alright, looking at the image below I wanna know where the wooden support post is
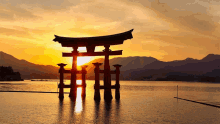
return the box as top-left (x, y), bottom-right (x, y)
top-left (57, 63), bottom-right (67, 99)
top-left (93, 62), bottom-right (102, 101)
top-left (104, 45), bottom-right (113, 101)
top-left (81, 65), bottom-right (88, 98)
top-left (113, 64), bottom-right (122, 100)
top-left (177, 85), bottom-right (178, 98)
top-left (69, 46), bottom-right (78, 99)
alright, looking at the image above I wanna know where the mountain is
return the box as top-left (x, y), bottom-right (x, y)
top-left (85, 53), bottom-right (220, 82)
top-left (119, 54), bottom-right (220, 82)
top-left (0, 51), bottom-right (59, 79)
top-left (1, 51), bottom-right (220, 82)
top-left (201, 54), bottom-right (220, 63)
top-left (84, 56), bottom-right (158, 79)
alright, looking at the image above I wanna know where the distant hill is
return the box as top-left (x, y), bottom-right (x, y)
top-left (84, 56), bottom-right (158, 79)
top-left (119, 54), bottom-right (220, 82)
top-left (0, 51), bottom-right (59, 79)
top-left (1, 51), bottom-right (220, 82)
top-left (85, 53), bottom-right (220, 82)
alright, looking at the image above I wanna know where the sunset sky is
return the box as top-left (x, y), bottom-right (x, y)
top-left (1, 0), bottom-right (220, 68)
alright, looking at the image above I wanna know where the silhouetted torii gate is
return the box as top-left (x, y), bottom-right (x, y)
top-left (54, 29), bottom-right (134, 101)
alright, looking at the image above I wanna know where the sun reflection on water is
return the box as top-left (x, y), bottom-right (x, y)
top-left (75, 87), bottom-right (82, 113)
top-left (76, 80), bottom-right (82, 85)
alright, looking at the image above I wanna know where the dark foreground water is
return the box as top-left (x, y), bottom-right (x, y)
top-left (0, 80), bottom-right (220, 124)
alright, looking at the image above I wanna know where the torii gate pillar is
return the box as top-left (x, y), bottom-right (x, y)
top-left (104, 45), bottom-right (113, 101)
top-left (93, 62), bottom-right (102, 101)
top-left (81, 65), bottom-right (88, 99)
top-left (113, 64), bottom-right (122, 100)
top-left (69, 46), bottom-right (78, 99)
top-left (57, 63), bottom-right (67, 99)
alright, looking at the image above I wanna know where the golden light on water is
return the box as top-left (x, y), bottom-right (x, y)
top-left (75, 87), bottom-right (83, 113)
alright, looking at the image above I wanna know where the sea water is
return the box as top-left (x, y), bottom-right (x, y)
top-left (0, 80), bottom-right (220, 124)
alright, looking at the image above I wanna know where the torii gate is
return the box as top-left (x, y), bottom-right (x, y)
top-left (54, 29), bottom-right (134, 101)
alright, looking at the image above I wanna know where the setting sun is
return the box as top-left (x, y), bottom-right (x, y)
top-left (76, 47), bottom-right (93, 66)
top-left (77, 57), bottom-right (92, 66)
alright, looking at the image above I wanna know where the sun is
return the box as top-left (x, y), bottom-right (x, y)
top-left (77, 57), bottom-right (92, 66)
top-left (75, 47), bottom-right (93, 66)
top-left (66, 47), bottom-right (94, 68)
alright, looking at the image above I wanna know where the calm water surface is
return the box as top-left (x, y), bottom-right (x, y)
top-left (0, 80), bottom-right (220, 124)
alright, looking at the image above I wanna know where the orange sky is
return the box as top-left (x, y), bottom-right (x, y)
top-left (1, 0), bottom-right (220, 68)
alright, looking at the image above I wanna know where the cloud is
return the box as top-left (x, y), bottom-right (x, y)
top-left (177, 13), bottom-right (217, 33)
top-left (0, 4), bottom-right (40, 21)
top-left (13, 26), bottom-right (53, 35)
top-left (147, 0), bottom-right (218, 34)
top-left (73, 1), bottom-right (128, 21)
top-left (0, 26), bottom-right (54, 40)
top-left (0, 27), bottom-right (34, 39)
top-left (1, 0), bottom-right (80, 11)
top-left (146, 0), bottom-right (220, 40)
top-left (0, 0), bottom-right (81, 21)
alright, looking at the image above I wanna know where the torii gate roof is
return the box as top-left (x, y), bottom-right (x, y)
top-left (53, 29), bottom-right (133, 47)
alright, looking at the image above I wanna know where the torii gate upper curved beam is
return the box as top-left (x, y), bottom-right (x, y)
top-left (53, 29), bottom-right (134, 48)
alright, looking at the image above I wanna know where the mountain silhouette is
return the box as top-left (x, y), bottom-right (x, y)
top-left (119, 54), bottom-right (220, 82)
top-left (201, 54), bottom-right (220, 62)
top-left (1, 51), bottom-right (220, 82)
top-left (84, 56), bottom-right (158, 79)
top-left (0, 51), bottom-right (59, 79)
